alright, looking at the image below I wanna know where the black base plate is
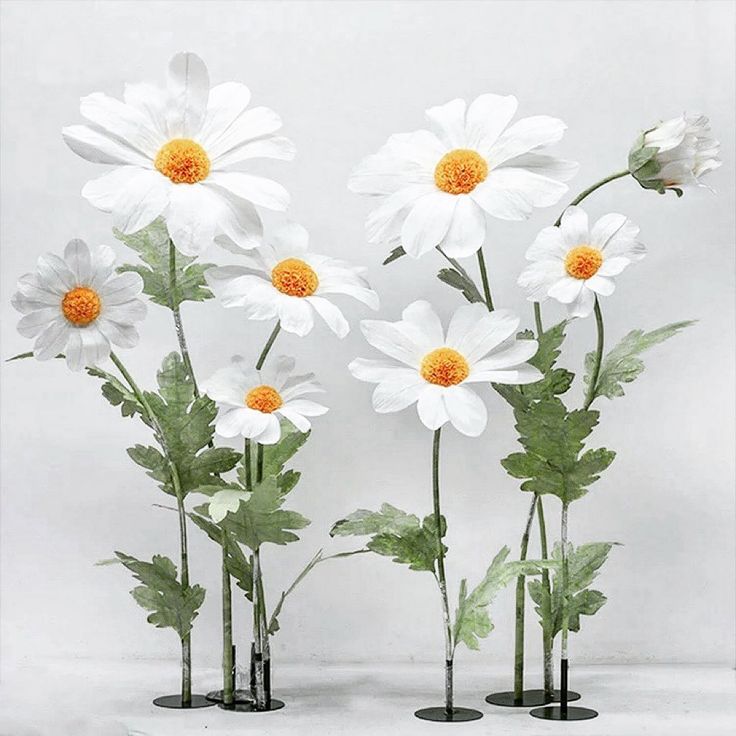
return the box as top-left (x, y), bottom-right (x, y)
top-left (218, 698), bottom-right (286, 712)
top-left (152, 694), bottom-right (215, 709)
top-left (205, 689), bottom-right (253, 704)
top-left (415, 706), bottom-right (483, 722)
top-left (486, 688), bottom-right (581, 707)
top-left (530, 705), bottom-right (598, 721)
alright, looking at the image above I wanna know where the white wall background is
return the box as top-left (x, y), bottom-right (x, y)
top-left (1, 0), bottom-right (734, 675)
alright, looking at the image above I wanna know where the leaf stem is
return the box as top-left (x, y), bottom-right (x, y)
top-left (431, 428), bottom-right (454, 713)
top-left (256, 323), bottom-right (282, 371)
top-left (221, 535), bottom-right (234, 706)
top-left (537, 495), bottom-right (554, 698)
top-left (583, 297), bottom-right (604, 410)
top-left (476, 248), bottom-right (495, 311)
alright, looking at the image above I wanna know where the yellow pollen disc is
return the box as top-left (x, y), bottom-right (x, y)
top-left (154, 138), bottom-right (211, 184)
top-left (245, 385), bottom-right (283, 414)
top-left (271, 258), bottom-right (319, 297)
top-left (420, 347), bottom-right (470, 387)
top-left (62, 286), bottom-right (101, 326)
top-left (565, 245), bottom-right (604, 280)
top-left (434, 149), bottom-right (489, 195)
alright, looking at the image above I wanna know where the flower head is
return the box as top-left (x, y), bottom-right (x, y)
top-left (518, 206), bottom-right (645, 318)
top-left (202, 355), bottom-right (328, 444)
top-left (12, 239), bottom-right (146, 371)
top-left (63, 53), bottom-right (295, 257)
top-left (205, 222), bottom-right (379, 337)
top-left (349, 301), bottom-right (542, 436)
top-left (349, 94), bottom-right (578, 259)
top-left (628, 113), bottom-right (721, 195)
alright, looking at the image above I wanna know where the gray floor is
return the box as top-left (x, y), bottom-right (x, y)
top-left (1, 660), bottom-right (734, 735)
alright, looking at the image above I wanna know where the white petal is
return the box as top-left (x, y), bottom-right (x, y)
top-left (585, 275), bottom-right (615, 296)
top-left (597, 256), bottom-right (632, 277)
top-left (36, 253), bottom-right (75, 293)
top-left (443, 385), bottom-right (488, 437)
top-left (359, 319), bottom-right (424, 368)
top-left (33, 319), bottom-right (69, 361)
top-left (124, 82), bottom-right (167, 136)
top-left (480, 364), bottom-right (544, 385)
top-left (465, 94), bottom-right (518, 154)
top-left (198, 82), bottom-right (252, 148)
top-left (518, 260), bottom-right (564, 301)
top-left (401, 300), bottom-right (444, 345)
top-left (349, 358), bottom-right (417, 384)
top-left (501, 153), bottom-right (579, 182)
top-left (255, 414), bottom-right (282, 445)
top-left (425, 98), bottom-right (467, 148)
top-left (99, 272), bottom-right (144, 305)
top-left (271, 221), bottom-right (309, 256)
top-left (446, 305), bottom-right (520, 362)
top-left (277, 297), bottom-right (315, 337)
top-left (62, 125), bottom-right (151, 166)
top-left (17, 307), bottom-right (58, 338)
top-left (417, 385), bottom-right (449, 430)
top-left (371, 375), bottom-right (425, 413)
top-left (214, 135), bottom-right (296, 168)
top-left (104, 299), bottom-right (147, 323)
top-left (14, 273), bottom-right (61, 307)
top-left (89, 245), bottom-right (117, 289)
top-left (208, 171), bottom-right (289, 211)
top-left (484, 168), bottom-right (568, 207)
top-left (283, 399), bottom-right (328, 417)
top-left (205, 107), bottom-right (283, 161)
top-left (526, 225), bottom-right (567, 261)
top-left (439, 196), bottom-right (486, 258)
top-left (64, 325), bottom-right (110, 370)
top-left (559, 206), bottom-right (589, 246)
top-left (64, 239), bottom-right (93, 285)
top-left (593, 214), bottom-right (645, 261)
top-left (471, 338), bottom-right (538, 372)
top-left (306, 296), bottom-right (349, 338)
top-left (97, 318), bottom-right (140, 348)
top-left (548, 276), bottom-right (584, 304)
top-left (567, 287), bottom-right (596, 318)
top-left (209, 189), bottom-right (264, 253)
top-left (278, 406), bottom-right (312, 433)
top-left (166, 52), bottom-right (210, 137)
top-left (487, 116), bottom-right (567, 167)
top-left (217, 407), bottom-right (269, 438)
top-left (364, 184), bottom-right (432, 244)
top-left (401, 192), bottom-right (456, 258)
top-left (470, 180), bottom-right (532, 220)
top-left (165, 183), bottom-right (218, 256)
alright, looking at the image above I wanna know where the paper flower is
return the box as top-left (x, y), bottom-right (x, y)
top-left (348, 94), bottom-right (577, 259)
top-left (348, 301), bottom-right (542, 436)
top-left (11, 239), bottom-right (146, 371)
top-left (205, 222), bottom-right (379, 337)
top-left (202, 355), bottom-right (328, 443)
top-left (628, 113), bottom-right (721, 195)
top-left (518, 206), bottom-right (645, 318)
top-left (63, 52), bottom-right (295, 257)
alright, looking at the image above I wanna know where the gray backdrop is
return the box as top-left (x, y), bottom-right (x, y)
top-left (1, 0), bottom-right (734, 673)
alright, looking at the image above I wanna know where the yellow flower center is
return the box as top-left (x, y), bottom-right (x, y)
top-left (154, 138), bottom-right (210, 184)
top-left (565, 245), bottom-right (604, 280)
top-left (245, 385), bottom-right (283, 414)
top-left (62, 286), bottom-right (101, 326)
top-left (434, 149), bottom-right (488, 195)
top-left (271, 258), bottom-right (319, 297)
top-left (420, 347), bottom-right (470, 387)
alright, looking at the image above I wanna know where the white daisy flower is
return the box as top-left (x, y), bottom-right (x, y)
top-left (518, 206), bottom-right (646, 319)
top-left (11, 239), bottom-right (146, 371)
top-left (205, 222), bottom-right (379, 338)
top-left (348, 301), bottom-right (542, 437)
top-left (629, 113), bottom-right (721, 194)
top-left (63, 52), bottom-right (295, 257)
top-left (202, 355), bottom-right (328, 444)
top-left (348, 94), bottom-right (578, 259)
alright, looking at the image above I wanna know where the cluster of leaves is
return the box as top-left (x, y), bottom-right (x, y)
top-left (115, 552), bottom-right (205, 640)
top-left (115, 218), bottom-right (214, 308)
top-left (330, 503), bottom-right (447, 573)
top-left (528, 542), bottom-right (616, 638)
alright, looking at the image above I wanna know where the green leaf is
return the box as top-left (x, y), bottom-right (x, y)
top-left (584, 321), bottom-right (695, 401)
top-left (86, 365), bottom-right (145, 419)
top-left (114, 218), bottom-right (213, 308)
top-left (453, 546), bottom-right (554, 651)
top-left (261, 422), bottom-right (310, 479)
top-left (330, 503), bottom-right (446, 573)
top-left (383, 245), bottom-right (406, 265)
top-left (115, 551), bottom-right (205, 639)
top-left (437, 267), bottom-right (484, 304)
top-left (501, 397), bottom-right (615, 503)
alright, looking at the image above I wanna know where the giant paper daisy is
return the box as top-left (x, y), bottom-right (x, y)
top-left (202, 355), bottom-right (328, 444)
top-left (11, 239), bottom-right (146, 371)
top-left (348, 94), bottom-right (578, 259)
top-left (205, 222), bottom-right (379, 338)
top-left (518, 206), bottom-right (646, 318)
top-left (348, 301), bottom-right (542, 436)
top-left (63, 52), bottom-right (294, 257)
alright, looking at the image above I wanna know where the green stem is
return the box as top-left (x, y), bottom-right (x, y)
top-left (256, 445), bottom-right (264, 484)
top-left (221, 535), bottom-right (234, 706)
top-left (560, 502), bottom-right (570, 661)
top-left (431, 428), bottom-right (454, 713)
top-left (476, 248), bottom-right (495, 311)
top-left (554, 170), bottom-right (630, 226)
top-left (256, 323), bottom-right (281, 371)
top-left (513, 493), bottom-right (538, 701)
top-left (537, 495), bottom-right (554, 698)
top-left (109, 351), bottom-right (191, 704)
top-left (583, 297), bottom-right (604, 410)
top-left (534, 303), bottom-right (544, 337)
top-left (244, 439), bottom-right (253, 492)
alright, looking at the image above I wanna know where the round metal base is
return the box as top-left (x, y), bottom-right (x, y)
top-left (152, 694), bottom-right (215, 709)
top-left (485, 689), bottom-right (548, 707)
top-left (530, 705), bottom-right (598, 721)
top-left (205, 689), bottom-right (253, 704)
top-left (550, 688), bottom-right (581, 703)
top-left (414, 706), bottom-right (483, 722)
top-left (218, 698), bottom-right (285, 713)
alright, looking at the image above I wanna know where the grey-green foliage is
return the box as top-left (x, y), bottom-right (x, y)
top-left (126, 352), bottom-right (240, 498)
top-left (383, 244), bottom-right (407, 265)
top-left (502, 397), bottom-right (615, 504)
top-left (87, 366), bottom-right (144, 419)
top-left (437, 266), bottom-right (484, 304)
top-left (528, 542), bottom-right (615, 638)
top-left (584, 321), bottom-right (695, 402)
top-left (330, 503), bottom-right (447, 573)
top-left (454, 546), bottom-right (555, 651)
top-left (115, 218), bottom-right (213, 308)
top-left (116, 552), bottom-right (205, 639)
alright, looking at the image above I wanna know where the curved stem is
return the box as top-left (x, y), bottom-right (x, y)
top-left (109, 351), bottom-right (191, 703)
top-left (476, 248), bottom-right (495, 311)
top-left (537, 495), bottom-right (554, 698)
top-left (256, 323), bottom-right (281, 371)
top-left (583, 297), bottom-right (604, 410)
top-left (431, 428), bottom-right (454, 713)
